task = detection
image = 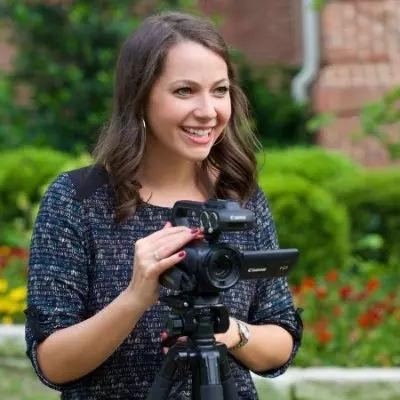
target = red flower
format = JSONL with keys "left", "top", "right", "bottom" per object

{"left": 301, "top": 278, "right": 316, "bottom": 292}
{"left": 326, "top": 270, "right": 338, "bottom": 283}
{"left": 339, "top": 285, "right": 353, "bottom": 300}
{"left": 315, "top": 286, "right": 328, "bottom": 299}
{"left": 366, "top": 279, "right": 380, "bottom": 293}
{"left": 317, "top": 330, "right": 333, "bottom": 344}
{"left": 358, "top": 313, "right": 373, "bottom": 329}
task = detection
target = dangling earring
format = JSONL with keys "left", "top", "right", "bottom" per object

{"left": 141, "top": 119, "right": 147, "bottom": 141}
{"left": 213, "top": 130, "right": 226, "bottom": 146}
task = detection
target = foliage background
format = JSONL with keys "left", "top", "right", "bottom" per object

{"left": 0, "top": 0, "right": 399, "bottom": 370}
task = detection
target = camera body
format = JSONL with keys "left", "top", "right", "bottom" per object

{"left": 159, "top": 199, "right": 298, "bottom": 295}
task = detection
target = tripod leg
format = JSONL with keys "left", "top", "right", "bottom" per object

{"left": 217, "top": 343, "right": 239, "bottom": 400}
{"left": 190, "top": 347, "right": 224, "bottom": 400}
{"left": 146, "top": 345, "right": 185, "bottom": 400}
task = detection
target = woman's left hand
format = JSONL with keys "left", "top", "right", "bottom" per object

{"left": 214, "top": 317, "right": 240, "bottom": 349}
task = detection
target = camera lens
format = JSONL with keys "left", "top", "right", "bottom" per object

{"left": 212, "top": 255, "right": 232, "bottom": 279}
{"left": 205, "top": 246, "right": 240, "bottom": 290}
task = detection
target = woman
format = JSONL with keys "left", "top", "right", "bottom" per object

{"left": 25, "top": 11, "right": 302, "bottom": 400}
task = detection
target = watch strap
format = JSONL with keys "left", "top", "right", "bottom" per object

{"left": 229, "top": 319, "right": 249, "bottom": 351}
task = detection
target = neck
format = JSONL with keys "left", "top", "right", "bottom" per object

{"left": 137, "top": 142, "right": 199, "bottom": 191}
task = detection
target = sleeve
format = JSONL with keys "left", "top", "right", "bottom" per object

{"left": 24, "top": 173, "right": 89, "bottom": 391}
{"left": 247, "top": 186, "right": 303, "bottom": 378}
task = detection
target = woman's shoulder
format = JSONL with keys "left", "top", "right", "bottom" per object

{"left": 45, "top": 163, "right": 110, "bottom": 203}
{"left": 245, "top": 184, "right": 268, "bottom": 211}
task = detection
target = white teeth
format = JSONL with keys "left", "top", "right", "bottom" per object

{"left": 183, "top": 127, "right": 212, "bottom": 137}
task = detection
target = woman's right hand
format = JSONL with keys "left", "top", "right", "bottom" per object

{"left": 126, "top": 222, "right": 202, "bottom": 312}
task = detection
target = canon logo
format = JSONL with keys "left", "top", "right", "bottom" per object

{"left": 229, "top": 216, "right": 247, "bottom": 221}
{"left": 248, "top": 267, "right": 267, "bottom": 273}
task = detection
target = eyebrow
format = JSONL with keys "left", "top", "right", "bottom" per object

{"left": 170, "top": 78, "right": 230, "bottom": 86}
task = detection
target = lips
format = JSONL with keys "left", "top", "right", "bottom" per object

{"left": 182, "top": 127, "right": 214, "bottom": 137}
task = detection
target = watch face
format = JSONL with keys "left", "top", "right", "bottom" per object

{"left": 240, "top": 323, "right": 250, "bottom": 341}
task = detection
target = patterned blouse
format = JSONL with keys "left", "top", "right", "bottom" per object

{"left": 25, "top": 164, "right": 302, "bottom": 400}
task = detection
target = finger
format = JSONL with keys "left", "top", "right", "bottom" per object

{"left": 145, "top": 225, "right": 193, "bottom": 244}
{"left": 156, "top": 250, "right": 186, "bottom": 275}
{"left": 154, "top": 228, "right": 200, "bottom": 253}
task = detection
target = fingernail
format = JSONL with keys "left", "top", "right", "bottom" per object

{"left": 190, "top": 228, "right": 199, "bottom": 234}
{"left": 164, "top": 221, "right": 171, "bottom": 227}
{"left": 163, "top": 347, "right": 168, "bottom": 354}
{"left": 178, "top": 251, "right": 186, "bottom": 258}
{"left": 160, "top": 330, "right": 168, "bottom": 340}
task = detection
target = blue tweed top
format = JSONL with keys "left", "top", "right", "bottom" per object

{"left": 25, "top": 164, "right": 302, "bottom": 400}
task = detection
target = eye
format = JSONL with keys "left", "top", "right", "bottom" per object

{"left": 214, "top": 86, "right": 229, "bottom": 96}
{"left": 175, "top": 87, "right": 192, "bottom": 97}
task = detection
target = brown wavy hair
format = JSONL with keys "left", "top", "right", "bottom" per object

{"left": 93, "top": 11, "right": 261, "bottom": 222}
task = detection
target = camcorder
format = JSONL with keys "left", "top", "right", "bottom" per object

{"left": 159, "top": 199, "right": 299, "bottom": 294}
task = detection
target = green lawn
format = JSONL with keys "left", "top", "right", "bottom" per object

{"left": 0, "top": 361, "right": 279, "bottom": 400}
{"left": 0, "top": 365, "right": 58, "bottom": 400}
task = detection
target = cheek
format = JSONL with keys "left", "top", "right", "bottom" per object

{"left": 219, "top": 100, "right": 232, "bottom": 125}
{"left": 149, "top": 98, "right": 187, "bottom": 128}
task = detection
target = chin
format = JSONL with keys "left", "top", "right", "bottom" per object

{"left": 184, "top": 150, "right": 212, "bottom": 163}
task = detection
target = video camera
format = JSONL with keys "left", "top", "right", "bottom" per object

{"left": 159, "top": 199, "right": 299, "bottom": 294}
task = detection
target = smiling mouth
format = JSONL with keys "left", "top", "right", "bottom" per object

{"left": 181, "top": 127, "right": 213, "bottom": 138}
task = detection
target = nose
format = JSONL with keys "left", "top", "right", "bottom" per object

{"left": 193, "top": 95, "right": 217, "bottom": 120}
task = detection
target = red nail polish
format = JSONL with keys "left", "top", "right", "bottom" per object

{"left": 160, "top": 331, "right": 168, "bottom": 339}
{"left": 178, "top": 251, "right": 186, "bottom": 258}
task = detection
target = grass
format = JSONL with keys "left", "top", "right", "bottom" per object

{"left": 0, "top": 364, "right": 58, "bottom": 400}
{"left": 0, "top": 358, "right": 282, "bottom": 400}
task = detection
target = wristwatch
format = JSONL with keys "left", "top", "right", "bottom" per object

{"left": 229, "top": 319, "right": 250, "bottom": 351}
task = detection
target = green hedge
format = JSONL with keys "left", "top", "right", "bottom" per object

{"left": 259, "top": 173, "right": 350, "bottom": 283}
{"left": 335, "top": 168, "right": 400, "bottom": 269}
{"left": 0, "top": 147, "right": 92, "bottom": 246}
{"left": 257, "top": 147, "right": 400, "bottom": 274}
{"left": 257, "top": 147, "right": 364, "bottom": 193}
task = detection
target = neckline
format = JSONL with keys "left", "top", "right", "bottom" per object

{"left": 139, "top": 201, "right": 173, "bottom": 211}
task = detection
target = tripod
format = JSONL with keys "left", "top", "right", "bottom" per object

{"left": 146, "top": 294, "right": 239, "bottom": 400}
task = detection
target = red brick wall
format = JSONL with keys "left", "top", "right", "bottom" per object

{"left": 199, "top": 0, "right": 302, "bottom": 66}
{"left": 312, "top": 0, "right": 400, "bottom": 167}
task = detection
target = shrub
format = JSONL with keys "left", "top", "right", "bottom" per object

{"left": 336, "top": 168, "right": 400, "bottom": 270}
{"left": 231, "top": 52, "right": 311, "bottom": 148}
{"left": 0, "top": 246, "right": 28, "bottom": 324}
{"left": 0, "top": 147, "right": 92, "bottom": 246}
{"left": 293, "top": 267, "right": 400, "bottom": 367}
{"left": 257, "top": 147, "right": 363, "bottom": 194}
{"left": 0, "top": 147, "right": 70, "bottom": 245}
{"left": 259, "top": 172, "right": 350, "bottom": 283}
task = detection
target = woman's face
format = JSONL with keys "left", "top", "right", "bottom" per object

{"left": 145, "top": 40, "right": 231, "bottom": 163}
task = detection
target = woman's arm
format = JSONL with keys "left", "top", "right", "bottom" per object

{"left": 216, "top": 317, "right": 294, "bottom": 372}
{"left": 36, "top": 287, "right": 146, "bottom": 384}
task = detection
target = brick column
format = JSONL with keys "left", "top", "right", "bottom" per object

{"left": 312, "top": 0, "right": 400, "bottom": 167}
